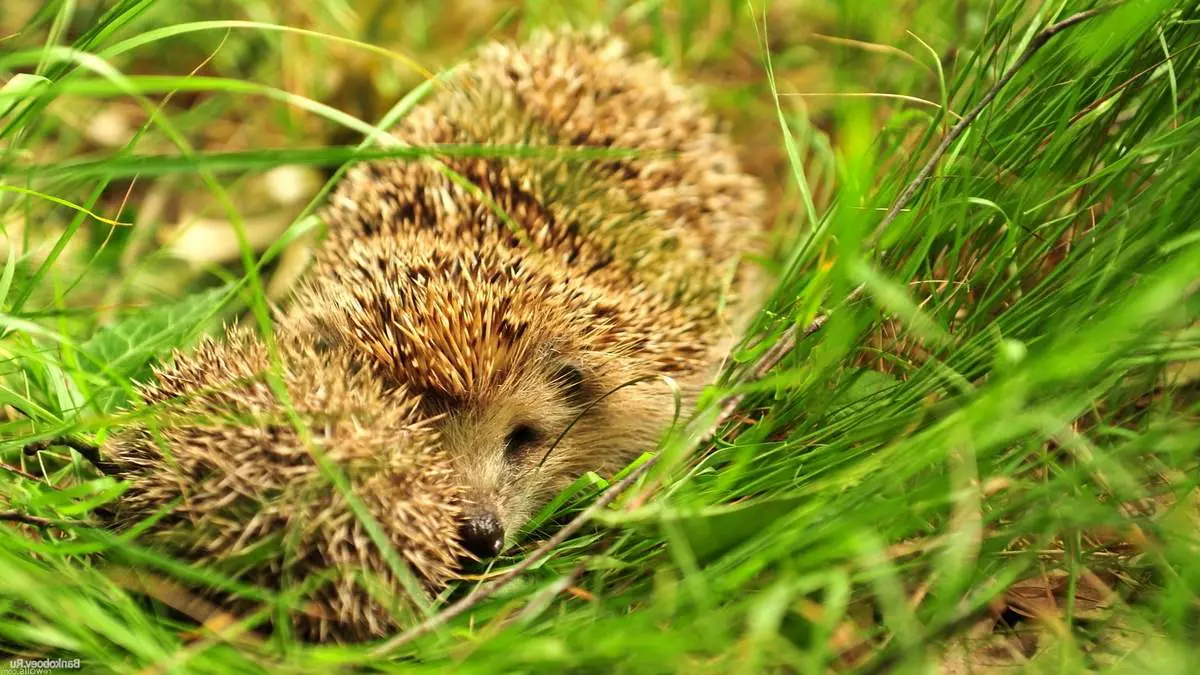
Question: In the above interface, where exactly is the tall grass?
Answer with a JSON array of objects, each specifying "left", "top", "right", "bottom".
[{"left": 0, "top": 0, "right": 1197, "bottom": 672}]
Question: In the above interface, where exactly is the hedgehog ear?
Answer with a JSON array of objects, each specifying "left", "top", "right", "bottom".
[{"left": 552, "top": 360, "right": 589, "bottom": 408}]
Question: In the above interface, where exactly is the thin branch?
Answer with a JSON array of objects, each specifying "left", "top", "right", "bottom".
[
  {"left": 757, "top": 288, "right": 861, "bottom": 369},
  {"left": 24, "top": 435, "right": 123, "bottom": 476},
  {"left": 511, "top": 559, "right": 590, "bottom": 626},
  {"left": 868, "top": 8, "right": 1107, "bottom": 245},
  {"left": 0, "top": 510, "right": 91, "bottom": 529},
  {"left": 778, "top": 92, "right": 962, "bottom": 120},
  {"left": 808, "top": 33, "right": 932, "bottom": 71},
  {"left": 0, "top": 461, "right": 42, "bottom": 482}
]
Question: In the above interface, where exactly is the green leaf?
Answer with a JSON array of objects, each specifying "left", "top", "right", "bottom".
[{"left": 79, "top": 285, "right": 232, "bottom": 412}]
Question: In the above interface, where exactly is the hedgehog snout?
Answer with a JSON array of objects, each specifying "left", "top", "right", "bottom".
[{"left": 459, "top": 511, "right": 505, "bottom": 559}]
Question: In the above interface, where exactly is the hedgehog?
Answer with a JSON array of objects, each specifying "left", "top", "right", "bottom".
[
  {"left": 284, "top": 28, "right": 767, "bottom": 559},
  {"left": 96, "top": 324, "right": 464, "bottom": 642}
]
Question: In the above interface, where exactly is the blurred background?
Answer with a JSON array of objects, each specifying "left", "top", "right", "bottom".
[{"left": 0, "top": 0, "right": 972, "bottom": 313}]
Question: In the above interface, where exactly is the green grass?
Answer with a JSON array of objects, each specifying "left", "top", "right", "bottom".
[{"left": 1, "top": 0, "right": 1198, "bottom": 672}]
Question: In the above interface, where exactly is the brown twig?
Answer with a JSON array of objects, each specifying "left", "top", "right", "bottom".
[
  {"left": 373, "top": 7, "right": 1108, "bottom": 658},
  {"left": 744, "top": 288, "right": 864, "bottom": 377},
  {"left": 511, "top": 559, "right": 590, "bottom": 626},
  {"left": 24, "top": 435, "right": 122, "bottom": 476},
  {"left": 868, "top": 8, "right": 1107, "bottom": 246},
  {"left": 0, "top": 461, "right": 42, "bottom": 482},
  {"left": 0, "top": 510, "right": 91, "bottom": 529}
]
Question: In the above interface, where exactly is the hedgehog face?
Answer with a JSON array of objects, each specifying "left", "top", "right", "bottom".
[
  {"left": 432, "top": 348, "right": 674, "bottom": 558},
  {"left": 432, "top": 355, "right": 590, "bottom": 557}
]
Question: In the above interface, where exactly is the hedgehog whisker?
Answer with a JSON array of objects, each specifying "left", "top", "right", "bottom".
[{"left": 534, "top": 374, "right": 682, "bottom": 471}]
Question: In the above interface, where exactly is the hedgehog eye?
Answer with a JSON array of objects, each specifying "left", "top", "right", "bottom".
[
  {"left": 553, "top": 362, "right": 588, "bottom": 407},
  {"left": 503, "top": 424, "right": 541, "bottom": 460}
]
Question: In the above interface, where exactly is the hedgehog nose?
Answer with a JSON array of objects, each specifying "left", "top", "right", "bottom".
[{"left": 459, "top": 513, "right": 504, "bottom": 559}]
